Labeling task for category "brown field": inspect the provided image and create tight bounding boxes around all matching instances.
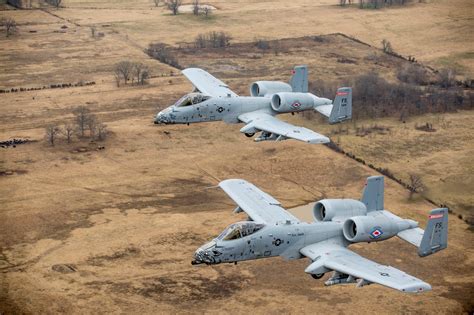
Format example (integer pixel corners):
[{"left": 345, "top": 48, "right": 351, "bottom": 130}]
[
  {"left": 38, "top": 0, "right": 474, "bottom": 79},
  {"left": 1, "top": 0, "right": 473, "bottom": 314}
]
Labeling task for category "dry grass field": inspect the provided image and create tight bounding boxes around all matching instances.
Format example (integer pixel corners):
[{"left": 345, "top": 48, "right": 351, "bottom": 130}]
[
  {"left": 51, "top": 0, "right": 474, "bottom": 79},
  {"left": 0, "top": 0, "right": 473, "bottom": 314}
]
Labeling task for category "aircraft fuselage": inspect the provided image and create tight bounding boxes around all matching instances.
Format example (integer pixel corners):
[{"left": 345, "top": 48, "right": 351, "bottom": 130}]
[
  {"left": 192, "top": 221, "right": 345, "bottom": 265},
  {"left": 155, "top": 96, "right": 274, "bottom": 125}
]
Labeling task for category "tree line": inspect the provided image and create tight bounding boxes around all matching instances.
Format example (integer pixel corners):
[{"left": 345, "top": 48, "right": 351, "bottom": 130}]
[
  {"left": 310, "top": 70, "right": 472, "bottom": 121},
  {"left": 339, "top": 0, "right": 415, "bottom": 8}
]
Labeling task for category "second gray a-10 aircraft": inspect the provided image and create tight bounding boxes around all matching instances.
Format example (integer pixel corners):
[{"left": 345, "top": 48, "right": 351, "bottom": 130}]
[
  {"left": 155, "top": 66, "right": 352, "bottom": 144},
  {"left": 192, "top": 176, "right": 448, "bottom": 293}
]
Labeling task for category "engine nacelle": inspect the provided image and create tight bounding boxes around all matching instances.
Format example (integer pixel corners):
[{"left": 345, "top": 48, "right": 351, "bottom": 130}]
[
  {"left": 271, "top": 92, "right": 316, "bottom": 113},
  {"left": 250, "top": 81, "right": 292, "bottom": 97},
  {"left": 313, "top": 199, "right": 367, "bottom": 222},
  {"left": 343, "top": 215, "right": 398, "bottom": 243}
]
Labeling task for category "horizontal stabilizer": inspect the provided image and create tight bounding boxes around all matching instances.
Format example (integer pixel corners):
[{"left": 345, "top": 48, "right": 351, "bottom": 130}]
[
  {"left": 398, "top": 227, "right": 424, "bottom": 247},
  {"left": 314, "top": 104, "right": 332, "bottom": 118}
]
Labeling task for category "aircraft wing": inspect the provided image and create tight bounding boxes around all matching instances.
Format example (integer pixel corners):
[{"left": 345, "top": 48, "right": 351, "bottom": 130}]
[
  {"left": 219, "top": 179, "right": 300, "bottom": 224},
  {"left": 300, "top": 243, "right": 431, "bottom": 293},
  {"left": 181, "top": 68, "right": 238, "bottom": 98},
  {"left": 238, "top": 112, "right": 330, "bottom": 144}
]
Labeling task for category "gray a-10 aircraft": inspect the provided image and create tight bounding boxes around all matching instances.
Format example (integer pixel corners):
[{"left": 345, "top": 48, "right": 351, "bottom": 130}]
[
  {"left": 154, "top": 66, "right": 352, "bottom": 144},
  {"left": 192, "top": 176, "right": 448, "bottom": 293}
]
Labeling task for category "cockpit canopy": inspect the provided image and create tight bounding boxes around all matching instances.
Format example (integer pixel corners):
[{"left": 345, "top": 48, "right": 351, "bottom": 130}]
[
  {"left": 174, "top": 92, "right": 211, "bottom": 107},
  {"left": 217, "top": 221, "right": 265, "bottom": 241}
]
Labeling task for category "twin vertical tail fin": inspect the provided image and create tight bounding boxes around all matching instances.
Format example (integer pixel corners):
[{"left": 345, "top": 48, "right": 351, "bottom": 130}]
[
  {"left": 361, "top": 176, "right": 384, "bottom": 212},
  {"left": 289, "top": 65, "right": 308, "bottom": 93},
  {"left": 362, "top": 176, "right": 449, "bottom": 257},
  {"left": 418, "top": 208, "right": 448, "bottom": 257},
  {"left": 290, "top": 64, "right": 352, "bottom": 124},
  {"left": 329, "top": 87, "right": 352, "bottom": 124}
]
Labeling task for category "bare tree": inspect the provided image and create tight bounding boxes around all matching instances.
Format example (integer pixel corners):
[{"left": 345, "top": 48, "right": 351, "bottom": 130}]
[
  {"left": 153, "top": 0, "right": 161, "bottom": 7},
  {"left": 62, "top": 123, "right": 75, "bottom": 143},
  {"left": 166, "top": 0, "right": 182, "bottom": 15},
  {"left": 113, "top": 68, "right": 122, "bottom": 87},
  {"left": 0, "top": 17, "right": 17, "bottom": 37},
  {"left": 90, "top": 26, "right": 96, "bottom": 38},
  {"left": 113, "top": 61, "right": 151, "bottom": 86},
  {"left": 141, "top": 68, "right": 150, "bottom": 85},
  {"left": 408, "top": 174, "right": 424, "bottom": 199},
  {"left": 340, "top": 0, "right": 347, "bottom": 6},
  {"left": 194, "top": 33, "right": 206, "bottom": 48},
  {"left": 192, "top": 0, "right": 200, "bottom": 15},
  {"left": 96, "top": 123, "right": 108, "bottom": 141},
  {"left": 115, "top": 61, "right": 133, "bottom": 85},
  {"left": 133, "top": 62, "right": 149, "bottom": 85},
  {"left": 381, "top": 39, "right": 393, "bottom": 53},
  {"left": 202, "top": 6, "right": 212, "bottom": 18},
  {"left": 73, "top": 106, "right": 91, "bottom": 137},
  {"left": 45, "top": 124, "right": 60, "bottom": 146},
  {"left": 86, "top": 114, "right": 98, "bottom": 139}
]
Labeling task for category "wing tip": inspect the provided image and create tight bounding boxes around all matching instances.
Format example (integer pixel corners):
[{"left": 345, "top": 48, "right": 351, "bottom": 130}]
[
  {"left": 308, "top": 137, "right": 330, "bottom": 144},
  {"left": 219, "top": 178, "right": 247, "bottom": 187},
  {"left": 400, "top": 282, "right": 432, "bottom": 293}
]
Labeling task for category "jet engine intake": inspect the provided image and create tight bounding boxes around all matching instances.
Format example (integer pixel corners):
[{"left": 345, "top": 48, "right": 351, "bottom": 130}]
[
  {"left": 250, "top": 81, "right": 292, "bottom": 97},
  {"left": 271, "top": 92, "right": 316, "bottom": 113},
  {"left": 313, "top": 199, "right": 367, "bottom": 222},
  {"left": 343, "top": 215, "right": 397, "bottom": 243}
]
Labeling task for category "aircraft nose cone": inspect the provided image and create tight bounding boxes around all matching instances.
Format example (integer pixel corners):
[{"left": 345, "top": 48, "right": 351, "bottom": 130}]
[
  {"left": 155, "top": 111, "right": 168, "bottom": 124},
  {"left": 192, "top": 248, "right": 211, "bottom": 265},
  {"left": 155, "top": 107, "right": 175, "bottom": 124},
  {"left": 192, "top": 241, "right": 219, "bottom": 265}
]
